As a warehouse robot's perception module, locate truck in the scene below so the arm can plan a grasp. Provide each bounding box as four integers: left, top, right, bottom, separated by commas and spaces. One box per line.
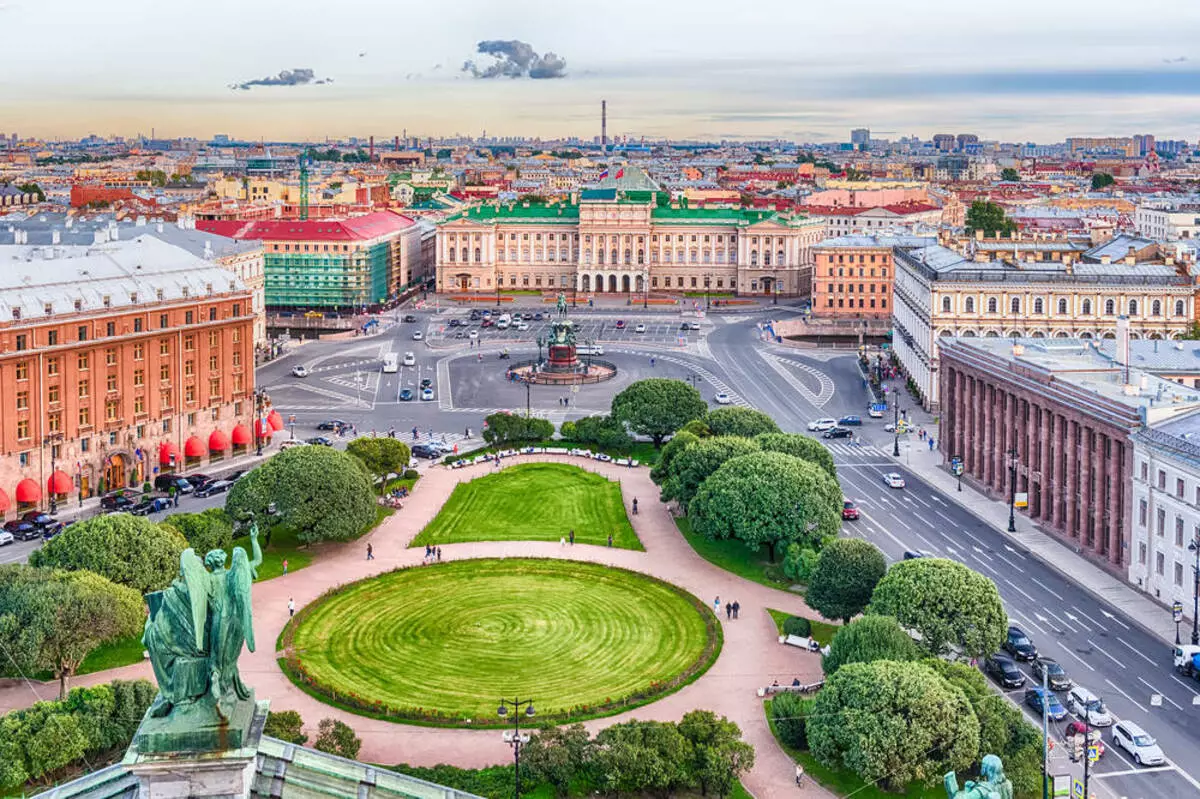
382, 353, 399, 373
1174, 645, 1200, 681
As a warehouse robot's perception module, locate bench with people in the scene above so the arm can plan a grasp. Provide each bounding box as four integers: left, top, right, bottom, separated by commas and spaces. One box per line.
782, 634, 830, 655
759, 678, 825, 696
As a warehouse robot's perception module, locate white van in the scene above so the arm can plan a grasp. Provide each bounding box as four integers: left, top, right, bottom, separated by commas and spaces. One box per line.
1065, 686, 1112, 727
402, 352, 416, 367
496, 314, 511, 330
382, 353, 399, 373
576, 344, 605, 356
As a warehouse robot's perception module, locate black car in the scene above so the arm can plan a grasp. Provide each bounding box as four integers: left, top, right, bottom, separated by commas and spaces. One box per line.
195, 479, 234, 498
21, 511, 58, 529
100, 493, 137, 512
838, 415, 863, 426
823, 427, 853, 439
185, 473, 212, 489
469, 310, 481, 320
448, 319, 461, 327
534, 312, 544, 321
403, 314, 417, 323
420, 377, 433, 389
41, 521, 64, 540
306, 436, 334, 447
3, 520, 41, 541
316, 419, 348, 431
1002, 626, 1038, 661
984, 654, 1027, 689
154, 474, 193, 494
902, 550, 930, 560
411, 444, 439, 459
1031, 657, 1071, 691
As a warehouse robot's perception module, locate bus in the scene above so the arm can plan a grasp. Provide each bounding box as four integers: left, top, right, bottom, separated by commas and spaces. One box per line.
382, 353, 399, 373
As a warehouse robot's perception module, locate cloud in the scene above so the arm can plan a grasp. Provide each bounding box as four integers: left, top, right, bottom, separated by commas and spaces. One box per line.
462, 40, 567, 80
1163, 56, 1189, 64
230, 68, 329, 91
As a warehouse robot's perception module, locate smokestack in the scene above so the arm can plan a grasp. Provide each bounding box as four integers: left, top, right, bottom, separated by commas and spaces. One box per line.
601, 100, 607, 159
369, 135, 375, 162
394, 135, 399, 152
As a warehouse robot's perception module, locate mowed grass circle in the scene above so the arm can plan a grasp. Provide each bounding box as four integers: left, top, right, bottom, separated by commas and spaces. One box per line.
286, 559, 718, 724
413, 462, 641, 550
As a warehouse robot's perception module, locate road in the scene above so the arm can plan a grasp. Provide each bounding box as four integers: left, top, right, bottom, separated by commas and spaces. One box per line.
706, 312, 1200, 799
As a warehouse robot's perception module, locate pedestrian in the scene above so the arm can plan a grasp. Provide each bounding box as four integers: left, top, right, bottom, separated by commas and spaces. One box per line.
561, 536, 566, 546
288, 597, 295, 618
412, 426, 418, 441
632, 498, 638, 515
282, 558, 288, 576
436, 547, 442, 562
725, 602, 732, 620
425, 544, 432, 559
569, 529, 575, 545
367, 543, 374, 560
795, 765, 804, 787
929, 437, 935, 451
732, 600, 740, 619
650, 357, 656, 367
607, 533, 613, 547
713, 596, 721, 615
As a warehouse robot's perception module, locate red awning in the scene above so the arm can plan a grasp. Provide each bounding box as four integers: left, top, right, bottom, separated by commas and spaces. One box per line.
0, 488, 10, 512
231, 424, 252, 446
267, 410, 285, 432
209, 430, 230, 452
15, 478, 40, 504
254, 418, 273, 439
159, 442, 181, 466
48, 470, 72, 495
184, 435, 207, 458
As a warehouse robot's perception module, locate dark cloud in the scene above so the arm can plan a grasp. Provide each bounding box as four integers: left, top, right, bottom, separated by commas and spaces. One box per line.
1163, 56, 1188, 64
462, 40, 567, 80
230, 68, 328, 91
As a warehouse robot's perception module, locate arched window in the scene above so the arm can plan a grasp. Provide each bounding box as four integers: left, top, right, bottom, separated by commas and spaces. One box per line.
750, 250, 759, 266
474, 248, 481, 262
624, 249, 632, 265
584, 249, 592, 265
942, 296, 952, 313
987, 297, 998, 314
1082, 299, 1092, 315
690, 250, 699, 264
777, 250, 785, 265
448, 248, 456, 262
1176, 299, 1186, 317
637, 250, 645, 264
1011, 297, 1020, 314
965, 296, 975, 313
1033, 298, 1044, 314
460, 248, 467, 262
764, 252, 771, 266
1057, 298, 1068, 315
1129, 299, 1139, 316
1151, 300, 1162, 316
1105, 298, 1115, 315
610, 249, 618, 265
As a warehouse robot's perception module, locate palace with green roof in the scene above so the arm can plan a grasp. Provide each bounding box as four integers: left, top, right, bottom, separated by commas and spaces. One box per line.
436, 169, 822, 297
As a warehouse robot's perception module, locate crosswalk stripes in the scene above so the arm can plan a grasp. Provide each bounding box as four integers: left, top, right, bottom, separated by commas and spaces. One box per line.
823, 442, 889, 458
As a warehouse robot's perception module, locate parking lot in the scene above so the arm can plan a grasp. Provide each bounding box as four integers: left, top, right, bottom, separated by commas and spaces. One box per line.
423, 311, 706, 349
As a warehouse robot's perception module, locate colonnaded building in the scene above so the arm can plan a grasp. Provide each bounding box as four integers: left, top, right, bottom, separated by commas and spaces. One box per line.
435, 170, 824, 299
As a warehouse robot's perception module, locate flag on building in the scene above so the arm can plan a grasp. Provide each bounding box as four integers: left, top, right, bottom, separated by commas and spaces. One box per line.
615, 168, 625, 179
597, 169, 609, 179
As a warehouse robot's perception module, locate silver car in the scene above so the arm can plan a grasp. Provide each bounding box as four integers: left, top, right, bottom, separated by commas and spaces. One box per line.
1112, 721, 1165, 766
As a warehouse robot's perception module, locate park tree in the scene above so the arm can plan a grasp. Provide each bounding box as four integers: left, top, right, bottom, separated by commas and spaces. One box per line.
754, 432, 836, 478
570, 414, 633, 450
1000, 167, 1020, 182
677, 710, 756, 797
662, 435, 760, 505
591, 720, 693, 795
688, 451, 842, 562
821, 614, 921, 676
611, 378, 707, 447
781, 542, 821, 582
965, 200, 1017, 237
314, 718, 361, 759
523, 723, 592, 796
346, 436, 412, 493
30, 513, 186, 593
808, 660, 979, 791
869, 558, 1007, 658
0, 566, 143, 698
1091, 172, 1115, 190
769, 691, 816, 749
650, 430, 699, 487
678, 419, 711, 438
264, 710, 308, 745
482, 412, 554, 446
806, 538, 887, 623
702, 407, 779, 438
161, 507, 234, 555
226, 445, 376, 545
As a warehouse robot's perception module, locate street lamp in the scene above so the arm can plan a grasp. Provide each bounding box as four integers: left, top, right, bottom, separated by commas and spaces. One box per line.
497, 698, 536, 799
43, 432, 63, 514
892, 403, 901, 457
496, 265, 502, 308
1189, 535, 1200, 646
1007, 448, 1019, 533
704, 276, 711, 312
685, 373, 701, 391
643, 267, 649, 310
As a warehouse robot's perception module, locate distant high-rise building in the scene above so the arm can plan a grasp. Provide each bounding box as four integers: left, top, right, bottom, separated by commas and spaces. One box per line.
850, 128, 871, 149
1133, 134, 1156, 156
956, 133, 979, 152
932, 133, 956, 152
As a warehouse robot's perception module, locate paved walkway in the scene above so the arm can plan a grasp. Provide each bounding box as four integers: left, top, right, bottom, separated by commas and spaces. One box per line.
0, 454, 833, 799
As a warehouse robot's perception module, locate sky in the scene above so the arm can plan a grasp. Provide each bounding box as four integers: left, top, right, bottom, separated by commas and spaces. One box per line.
3, 0, 1200, 143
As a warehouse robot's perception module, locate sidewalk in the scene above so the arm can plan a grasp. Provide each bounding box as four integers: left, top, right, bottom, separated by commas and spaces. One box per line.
895, 401, 1180, 645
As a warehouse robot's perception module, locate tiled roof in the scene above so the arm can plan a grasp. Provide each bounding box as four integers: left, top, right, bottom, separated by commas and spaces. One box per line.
198, 211, 416, 242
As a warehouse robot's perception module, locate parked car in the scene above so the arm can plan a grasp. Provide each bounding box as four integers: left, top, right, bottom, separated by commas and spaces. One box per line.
306, 436, 334, 447
635, 323, 646, 333
21, 511, 58, 529
131, 497, 172, 516
481, 318, 494, 328
516, 322, 530, 332
291, 365, 309, 378
984, 654, 1027, 689
447, 319, 461, 327
842, 500, 860, 520
316, 419, 347, 431
823, 427, 852, 439
184, 473, 212, 491
1031, 657, 1071, 691
420, 378, 433, 389
412, 331, 424, 341
903, 550, 930, 559
714, 392, 732, 405
1003, 626, 1038, 661
838, 415, 862, 426
41, 521, 64, 540
154, 474, 193, 494
534, 312, 544, 321
0, 530, 12, 546
687, 321, 701, 330
868, 404, 886, 418
1111, 721, 1165, 766
100, 493, 137, 512
279, 439, 308, 450
411, 444, 439, 459
399, 389, 414, 401
454, 331, 465, 339
882, 472, 906, 489
196, 479, 234, 498
469, 310, 481, 320
469, 330, 479, 339
615, 320, 626, 330
522, 312, 534, 320
1066, 686, 1113, 727
884, 420, 914, 433
807, 418, 838, 432
421, 387, 435, 401
3, 520, 40, 541
1024, 687, 1067, 721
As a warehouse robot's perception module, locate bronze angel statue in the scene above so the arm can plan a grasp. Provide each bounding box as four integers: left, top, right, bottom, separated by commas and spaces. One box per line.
142, 523, 261, 722
944, 755, 1014, 799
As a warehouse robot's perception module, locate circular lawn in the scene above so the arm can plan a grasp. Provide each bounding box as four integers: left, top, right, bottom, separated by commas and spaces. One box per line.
283, 558, 719, 725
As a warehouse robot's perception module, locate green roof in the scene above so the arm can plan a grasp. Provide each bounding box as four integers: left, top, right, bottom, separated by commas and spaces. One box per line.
651, 206, 782, 226
441, 199, 812, 228
446, 204, 581, 224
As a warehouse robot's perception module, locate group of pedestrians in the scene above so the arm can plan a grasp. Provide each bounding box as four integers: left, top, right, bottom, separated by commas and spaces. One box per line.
713, 595, 741, 620
423, 544, 442, 563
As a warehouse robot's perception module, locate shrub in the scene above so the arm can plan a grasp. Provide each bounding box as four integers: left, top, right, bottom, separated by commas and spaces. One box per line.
29, 514, 187, 594
782, 616, 811, 638
703, 407, 779, 438
782, 543, 821, 582
559, 420, 577, 440
483, 412, 555, 445
570, 414, 633, 450
402, 469, 419, 481
770, 692, 813, 749
822, 615, 921, 676
263, 709, 308, 745
162, 508, 234, 555
314, 718, 361, 759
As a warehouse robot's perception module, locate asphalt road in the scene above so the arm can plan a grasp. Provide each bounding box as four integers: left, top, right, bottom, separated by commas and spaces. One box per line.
707, 314, 1200, 799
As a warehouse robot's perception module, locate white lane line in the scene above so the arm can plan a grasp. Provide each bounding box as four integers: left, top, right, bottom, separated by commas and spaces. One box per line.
1099, 609, 1130, 631
892, 515, 913, 531
1170, 674, 1200, 699
1091, 642, 1126, 669
859, 510, 912, 554
1137, 677, 1184, 710
1008, 609, 1049, 637
1003, 578, 1038, 604
1057, 643, 1097, 672
1105, 678, 1148, 712
1169, 758, 1200, 794
995, 552, 1026, 573
1095, 766, 1176, 778
907, 493, 932, 509
1071, 605, 1106, 629
1038, 584, 1065, 602
1044, 610, 1084, 634
1115, 637, 1157, 667
935, 510, 957, 526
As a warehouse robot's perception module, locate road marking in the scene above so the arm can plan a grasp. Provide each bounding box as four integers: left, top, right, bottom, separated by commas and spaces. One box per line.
1091, 642, 1126, 669
972, 545, 993, 560
935, 510, 957, 526
995, 553, 1025, 573
1170, 674, 1200, 699
1058, 643, 1097, 672
1039, 584, 1065, 602
1100, 609, 1130, 631
1008, 608, 1048, 637
1137, 677, 1183, 710
859, 510, 912, 553
1046, 610, 1084, 634
1003, 544, 1027, 559
1003, 578, 1038, 604
930, 494, 946, 505
1115, 637, 1157, 667
1104, 678, 1148, 712
1094, 765, 1176, 778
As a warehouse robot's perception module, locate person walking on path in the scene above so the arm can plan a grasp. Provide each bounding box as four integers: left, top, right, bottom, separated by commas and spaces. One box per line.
607, 533, 613, 547
725, 602, 732, 620
632, 498, 638, 515
288, 597, 295, 618
436, 547, 442, 562
412, 426, 418, 441
713, 596, 721, 615
569, 529, 575, 545
282, 559, 288, 576
367, 543, 374, 560
732, 600, 740, 619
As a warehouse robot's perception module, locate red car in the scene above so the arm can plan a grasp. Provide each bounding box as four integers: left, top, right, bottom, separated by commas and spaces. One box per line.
842, 500, 860, 520
615, 320, 626, 330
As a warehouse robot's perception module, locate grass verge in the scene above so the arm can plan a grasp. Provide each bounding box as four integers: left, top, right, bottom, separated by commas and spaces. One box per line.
76, 634, 144, 675
674, 517, 795, 591
447, 439, 660, 466
765, 608, 839, 646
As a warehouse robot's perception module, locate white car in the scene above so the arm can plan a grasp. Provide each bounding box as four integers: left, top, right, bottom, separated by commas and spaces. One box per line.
1112, 721, 1165, 766
402, 352, 416, 367
882, 472, 906, 489
807, 418, 838, 432
469, 330, 479, 339
635, 323, 646, 333
421, 387, 435, 401
714, 392, 732, 405
291, 365, 309, 378
0, 531, 13, 546
687, 321, 701, 330
516, 322, 530, 332
412, 331, 424, 341
1066, 686, 1112, 727
279, 439, 309, 450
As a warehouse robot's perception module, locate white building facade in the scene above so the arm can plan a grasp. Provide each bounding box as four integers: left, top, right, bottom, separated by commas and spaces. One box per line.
1135, 203, 1200, 242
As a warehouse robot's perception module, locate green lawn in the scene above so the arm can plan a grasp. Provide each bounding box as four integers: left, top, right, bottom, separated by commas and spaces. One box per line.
285, 558, 719, 725
413, 462, 641, 549
76, 634, 145, 675
233, 506, 392, 582
763, 698, 943, 799
675, 518, 794, 590
765, 608, 840, 646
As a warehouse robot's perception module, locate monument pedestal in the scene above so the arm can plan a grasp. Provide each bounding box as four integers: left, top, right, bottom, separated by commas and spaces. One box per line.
123, 699, 269, 799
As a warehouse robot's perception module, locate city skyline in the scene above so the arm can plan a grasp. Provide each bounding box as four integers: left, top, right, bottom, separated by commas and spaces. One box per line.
3, 0, 1200, 141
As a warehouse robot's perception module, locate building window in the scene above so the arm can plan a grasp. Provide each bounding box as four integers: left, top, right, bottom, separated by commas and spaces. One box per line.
160, 313, 169, 328
1177, 561, 1185, 586
106, 374, 117, 392
133, 369, 145, 387
78, 325, 88, 341
134, 318, 143, 332
208, 331, 218, 347
106, 348, 117, 365
1011, 297, 1020, 314
1082, 299, 1092, 315
48, 384, 59, 404
78, 380, 88, 398
15, 361, 28, 381
1141, 461, 1149, 480
1152, 300, 1162, 317
79, 407, 90, 427
105, 400, 118, 422
47, 413, 61, 433
47, 357, 59, 376
184, 336, 195, 351
1057, 298, 1068, 315
1129, 299, 1138, 316
1105, 299, 1115, 315
941, 296, 952, 313
78, 353, 89, 371
14, 333, 26, 351
208, 378, 221, 398
1176, 300, 1186, 317
185, 311, 194, 325
184, 360, 195, 377
134, 396, 146, 415
160, 364, 170, 381
987, 297, 998, 314
185, 386, 195, 404
16, 419, 29, 440
106, 322, 115, 337
1158, 469, 1166, 489
1175, 516, 1185, 544
1156, 507, 1166, 536
964, 297, 975, 313
1155, 551, 1164, 575
1139, 498, 1148, 526
133, 344, 144, 360
209, 308, 217, 322
1177, 478, 1185, 498
47, 329, 58, 346
15, 391, 28, 410
1033, 298, 1044, 314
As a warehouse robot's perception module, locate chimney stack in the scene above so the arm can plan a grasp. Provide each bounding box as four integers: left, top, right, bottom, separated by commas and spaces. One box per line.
601, 100, 607, 158
369, 135, 375, 162
1116, 315, 1130, 367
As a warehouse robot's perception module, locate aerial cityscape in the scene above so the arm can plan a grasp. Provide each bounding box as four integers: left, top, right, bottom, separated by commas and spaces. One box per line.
2, 2, 1200, 799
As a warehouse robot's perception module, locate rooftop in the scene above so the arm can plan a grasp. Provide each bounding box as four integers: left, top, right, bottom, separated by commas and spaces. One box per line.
198, 211, 416, 242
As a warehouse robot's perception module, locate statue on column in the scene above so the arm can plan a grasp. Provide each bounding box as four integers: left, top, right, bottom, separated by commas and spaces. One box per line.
944, 755, 1014, 799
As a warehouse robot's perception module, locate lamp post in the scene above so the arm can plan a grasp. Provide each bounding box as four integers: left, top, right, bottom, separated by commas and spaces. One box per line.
496, 265, 502, 308
892, 402, 901, 457
643, 267, 649, 310
1007, 448, 1019, 533
1189, 535, 1200, 646
44, 433, 63, 514
497, 697, 536, 799
686, 373, 701, 391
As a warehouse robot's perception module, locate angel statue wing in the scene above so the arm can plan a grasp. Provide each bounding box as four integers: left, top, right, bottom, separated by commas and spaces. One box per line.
229, 547, 256, 653
178, 548, 210, 651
